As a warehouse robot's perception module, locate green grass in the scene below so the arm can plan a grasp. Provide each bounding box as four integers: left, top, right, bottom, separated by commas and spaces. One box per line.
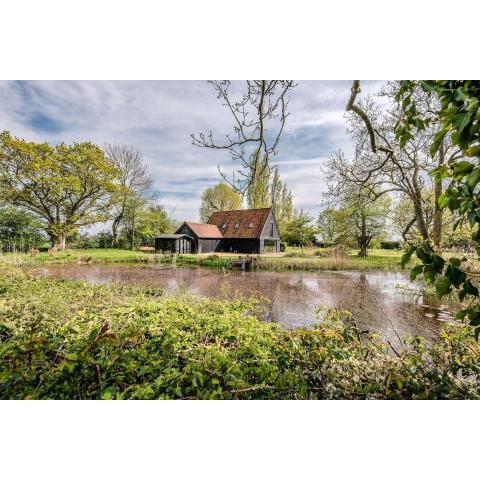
0, 248, 154, 266
0, 247, 408, 271
1, 266, 479, 399
256, 251, 404, 271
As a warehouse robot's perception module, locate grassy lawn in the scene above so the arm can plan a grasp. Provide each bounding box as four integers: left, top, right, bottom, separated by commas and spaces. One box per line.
1, 265, 478, 399
0, 248, 153, 266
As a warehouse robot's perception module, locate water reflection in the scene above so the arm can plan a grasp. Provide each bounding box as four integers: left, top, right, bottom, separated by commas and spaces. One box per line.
30, 264, 455, 344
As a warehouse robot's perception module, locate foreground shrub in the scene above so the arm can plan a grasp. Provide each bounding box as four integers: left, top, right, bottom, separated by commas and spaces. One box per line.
1, 268, 480, 399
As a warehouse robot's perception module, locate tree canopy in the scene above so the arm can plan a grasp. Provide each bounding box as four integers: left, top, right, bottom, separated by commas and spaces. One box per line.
0, 131, 120, 248
199, 183, 242, 222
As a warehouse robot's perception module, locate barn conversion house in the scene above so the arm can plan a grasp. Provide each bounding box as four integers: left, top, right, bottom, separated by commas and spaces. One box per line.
155, 207, 280, 254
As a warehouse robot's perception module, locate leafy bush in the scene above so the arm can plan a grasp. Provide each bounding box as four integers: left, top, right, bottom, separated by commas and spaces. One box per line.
1, 268, 480, 399
280, 241, 287, 252
314, 241, 334, 248
380, 241, 401, 250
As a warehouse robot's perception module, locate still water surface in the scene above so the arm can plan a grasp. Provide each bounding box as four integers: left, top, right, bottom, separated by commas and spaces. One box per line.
30, 264, 455, 344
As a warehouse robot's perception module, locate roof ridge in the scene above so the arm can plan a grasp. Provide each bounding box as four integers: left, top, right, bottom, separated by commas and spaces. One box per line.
210, 207, 271, 214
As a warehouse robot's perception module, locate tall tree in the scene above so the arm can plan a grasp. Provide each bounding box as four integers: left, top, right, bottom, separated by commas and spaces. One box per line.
317, 207, 348, 245
270, 167, 293, 232
324, 183, 390, 256
283, 210, 316, 253
121, 202, 173, 248
0, 131, 119, 249
199, 182, 242, 222
104, 143, 152, 247
340, 81, 463, 246
192, 80, 296, 196
0, 206, 44, 252
247, 153, 270, 208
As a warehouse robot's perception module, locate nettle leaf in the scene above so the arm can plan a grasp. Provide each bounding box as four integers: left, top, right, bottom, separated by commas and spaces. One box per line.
432, 254, 445, 272
455, 308, 468, 320
472, 228, 480, 242
435, 277, 452, 297
449, 257, 462, 267
430, 165, 449, 180
438, 192, 452, 209
469, 313, 480, 327
430, 128, 449, 157
459, 280, 479, 302
423, 267, 436, 285
416, 244, 433, 265
446, 263, 466, 288
467, 168, 480, 189
452, 160, 474, 177
453, 111, 473, 133
399, 131, 413, 149
454, 88, 468, 103
420, 81, 438, 93
410, 264, 424, 281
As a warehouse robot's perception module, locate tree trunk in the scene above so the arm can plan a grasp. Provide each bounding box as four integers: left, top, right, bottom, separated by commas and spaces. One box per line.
411, 167, 430, 240
357, 236, 370, 257
402, 218, 416, 243
48, 226, 67, 250
57, 235, 66, 250
413, 201, 429, 240
130, 212, 135, 251
111, 216, 121, 247
432, 139, 445, 248
356, 214, 370, 256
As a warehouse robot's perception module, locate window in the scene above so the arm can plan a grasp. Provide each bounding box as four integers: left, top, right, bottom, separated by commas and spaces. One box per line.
248, 223, 253, 229
269, 223, 274, 237
234, 223, 239, 229
221, 222, 227, 229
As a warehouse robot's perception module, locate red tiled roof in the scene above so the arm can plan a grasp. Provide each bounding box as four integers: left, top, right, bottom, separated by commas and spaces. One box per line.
183, 222, 223, 239
207, 208, 272, 239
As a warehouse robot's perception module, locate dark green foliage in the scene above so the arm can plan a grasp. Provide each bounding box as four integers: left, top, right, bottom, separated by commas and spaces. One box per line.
0, 207, 45, 252
380, 241, 401, 250
396, 81, 480, 338
1, 268, 480, 399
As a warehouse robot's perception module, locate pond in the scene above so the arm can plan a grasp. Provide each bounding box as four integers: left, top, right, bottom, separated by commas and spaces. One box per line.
29, 264, 456, 345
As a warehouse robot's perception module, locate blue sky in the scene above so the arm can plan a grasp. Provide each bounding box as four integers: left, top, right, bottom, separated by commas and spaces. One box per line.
0, 80, 384, 225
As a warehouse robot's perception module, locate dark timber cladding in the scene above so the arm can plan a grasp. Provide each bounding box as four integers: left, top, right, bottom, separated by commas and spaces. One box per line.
175, 222, 223, 254
155, 234, 192, 254
154, 208, 281, 254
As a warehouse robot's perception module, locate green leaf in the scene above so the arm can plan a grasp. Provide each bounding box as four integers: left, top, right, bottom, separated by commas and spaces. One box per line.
475, 327, 480, 342
423, 268, 436, 284
445, 263, 466, 288
452, 161, 474, 176
420, 81, 437, 93
467, 168, 480, 189
435, 277, 452, 297
401, 245, 416, 268
430, 127, 449, 157
449, 257, 462, 267
459, 280, 479, 302
410, 264, 424, 281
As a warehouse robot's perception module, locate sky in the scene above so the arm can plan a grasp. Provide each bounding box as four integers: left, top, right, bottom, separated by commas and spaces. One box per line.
0, 80, 385, 228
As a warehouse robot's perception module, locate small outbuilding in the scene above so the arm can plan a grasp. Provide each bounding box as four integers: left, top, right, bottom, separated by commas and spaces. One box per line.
155, 234, 193, 254
155, 207, 281, 254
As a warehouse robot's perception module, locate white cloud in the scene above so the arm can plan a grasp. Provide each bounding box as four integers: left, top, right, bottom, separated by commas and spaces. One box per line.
0, 80, 387, 224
